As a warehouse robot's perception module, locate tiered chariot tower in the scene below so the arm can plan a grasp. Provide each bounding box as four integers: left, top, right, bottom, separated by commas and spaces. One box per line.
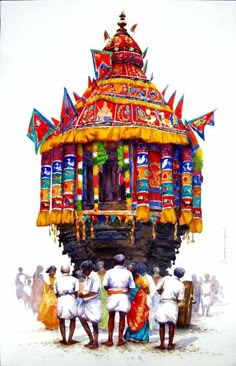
28, 12, 214, 275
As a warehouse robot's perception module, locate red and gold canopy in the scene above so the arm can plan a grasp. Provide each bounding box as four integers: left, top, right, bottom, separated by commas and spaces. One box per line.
40, 11, 189, 154
27, 12, 215, 234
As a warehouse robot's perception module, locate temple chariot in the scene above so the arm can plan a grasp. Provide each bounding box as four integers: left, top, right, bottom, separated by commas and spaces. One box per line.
27, 12, 214, 276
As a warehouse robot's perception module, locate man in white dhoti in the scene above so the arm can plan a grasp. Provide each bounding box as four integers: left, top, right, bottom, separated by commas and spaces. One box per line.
154, 267, 185, 350
102, 254, 135, 347
151, 266, 162, 330
54, 264, 79, 345
77, 260, 102, 349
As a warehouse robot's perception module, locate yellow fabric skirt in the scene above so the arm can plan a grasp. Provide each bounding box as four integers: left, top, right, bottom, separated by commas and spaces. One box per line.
37, 283, 59, 330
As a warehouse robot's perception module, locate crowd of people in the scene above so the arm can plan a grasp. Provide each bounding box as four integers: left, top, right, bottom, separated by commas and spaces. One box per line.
191, 273, 223, 319
15, 257, 223, 351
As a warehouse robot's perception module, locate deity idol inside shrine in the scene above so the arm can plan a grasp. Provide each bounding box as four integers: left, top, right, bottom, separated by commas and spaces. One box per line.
27, 12, 214, 274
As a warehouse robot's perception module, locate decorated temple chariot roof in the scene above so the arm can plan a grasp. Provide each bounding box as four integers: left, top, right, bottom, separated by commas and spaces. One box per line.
40, 11, 190, 153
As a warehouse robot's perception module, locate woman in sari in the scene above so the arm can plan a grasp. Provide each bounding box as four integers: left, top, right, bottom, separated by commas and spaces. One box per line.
96, 261, 109, 330
124, 263, 150, 343
37, 265, 59, 330
31, 265, 44, 313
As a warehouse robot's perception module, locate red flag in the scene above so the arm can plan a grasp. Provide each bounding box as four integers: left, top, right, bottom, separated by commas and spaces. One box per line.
60, 87, 78, 131
27, 108, 55, 153
167, 91, 176, 110
175, 95, 184, 119
161, 85, 169, 98
104, 30, 110, 41
130, 23, 138, 33
99, 63, 112, 78
185, 121, 200, 152
88, 76, 92, 87
73, 91, 82, 103
187, 110, 215, 140
51, 117, 60, 129
91, 49, 112, 78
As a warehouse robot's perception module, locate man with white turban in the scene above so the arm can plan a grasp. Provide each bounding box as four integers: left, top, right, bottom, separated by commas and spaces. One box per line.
102, 254, 135, 347
77, 260, 102, 349
54, 264, 79, 345
154, 267, 185, 350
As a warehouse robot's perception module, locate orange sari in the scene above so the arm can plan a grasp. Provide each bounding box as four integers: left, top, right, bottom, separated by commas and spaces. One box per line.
124, 276, 149, 342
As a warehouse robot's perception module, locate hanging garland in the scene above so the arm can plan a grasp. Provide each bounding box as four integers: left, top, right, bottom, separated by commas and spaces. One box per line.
117, 144, 124, 167
97, 141, 108, 167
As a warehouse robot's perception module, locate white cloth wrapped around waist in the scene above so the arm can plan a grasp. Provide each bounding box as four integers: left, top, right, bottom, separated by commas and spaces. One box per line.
57, 295, 78, 319
58, 291, 76, 297
155, 300, 179, 324
160, 298, 178, 302
77, 296, 102, 323
107, 288, 129, 296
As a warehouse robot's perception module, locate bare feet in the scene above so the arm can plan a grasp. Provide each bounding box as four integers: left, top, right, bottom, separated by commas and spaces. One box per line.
102, 340, 113, 347
59, 340, 68, 345
84, 341, 94, 347
167, 343, 175, 350
89, 343, 99, 349
117, 340, 127, 346
68, 340, 79, 345
154, 344, 166, 350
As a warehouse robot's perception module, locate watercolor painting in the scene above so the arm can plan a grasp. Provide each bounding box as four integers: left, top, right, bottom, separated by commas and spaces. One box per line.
1, 1, 236, 365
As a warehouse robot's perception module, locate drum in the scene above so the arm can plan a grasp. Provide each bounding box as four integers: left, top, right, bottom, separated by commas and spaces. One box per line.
177, 280, 194, 327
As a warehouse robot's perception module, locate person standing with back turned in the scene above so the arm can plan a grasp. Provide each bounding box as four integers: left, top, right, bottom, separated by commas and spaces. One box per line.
54, 264, 79, 345
102, 254, 135, 347
77, 260, 102, 349
154, 267, 185, 350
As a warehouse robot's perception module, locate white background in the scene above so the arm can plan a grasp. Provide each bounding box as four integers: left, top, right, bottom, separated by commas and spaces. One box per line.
0, 0, 236, 294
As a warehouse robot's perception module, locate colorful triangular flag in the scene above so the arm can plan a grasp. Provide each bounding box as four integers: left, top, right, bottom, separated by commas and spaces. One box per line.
167, 91, 176, 110
99, 62, 112, 78
51, 117, 60, 129
60, 87, 78, 132
82, 79, 97, 101
27, 117, 36, 143
187, 110, 215, 140
185, 120, 200, 152
130, 23, 137, 33
88, 76, 92, 87
91, 49, 112, 79
73, 91, 81, 103
143, 59, 148, 73
142, 47, 148, 59
175, 95, 184, 119
104, 30, 110, 41
27, 108, 56, 154
162, 85, 169, 98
